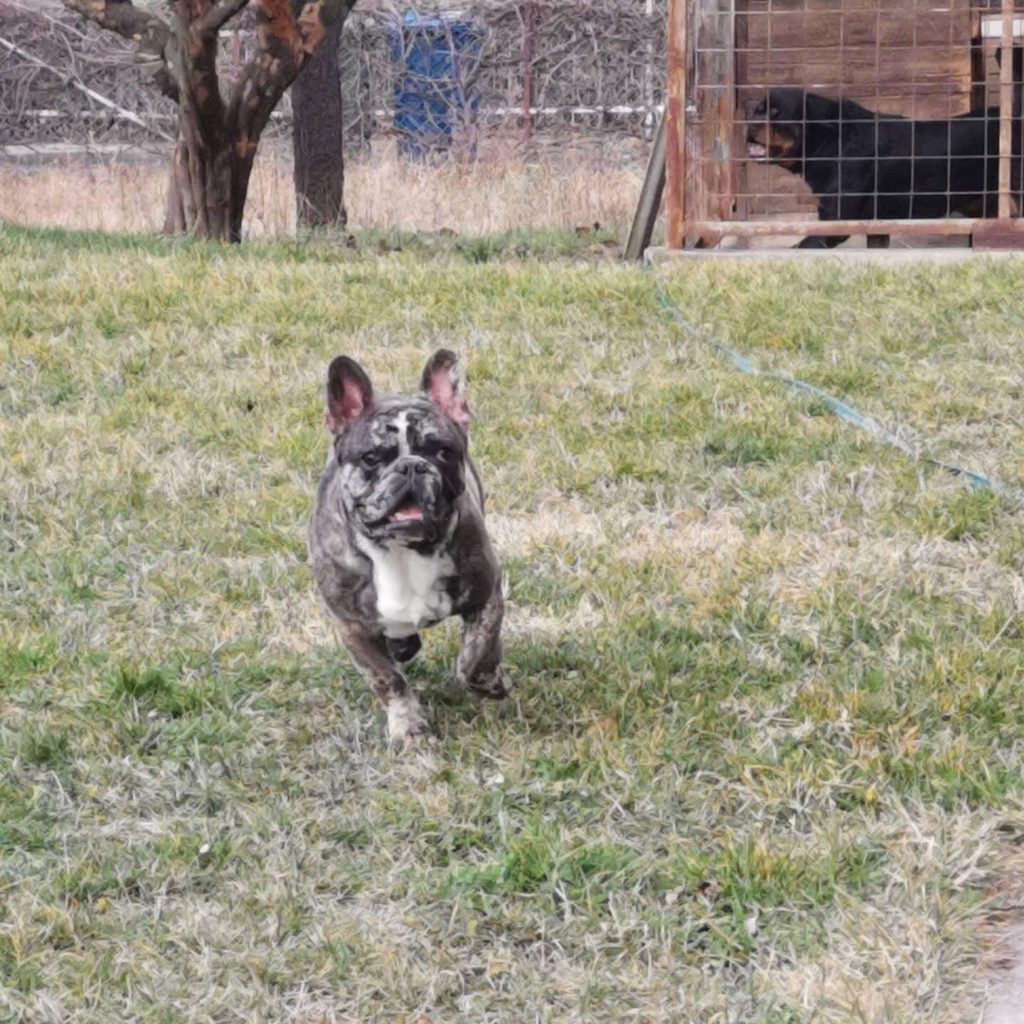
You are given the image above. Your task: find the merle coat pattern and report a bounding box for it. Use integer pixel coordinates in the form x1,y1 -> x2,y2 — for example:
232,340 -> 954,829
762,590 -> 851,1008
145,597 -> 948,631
309,350 -> 506,744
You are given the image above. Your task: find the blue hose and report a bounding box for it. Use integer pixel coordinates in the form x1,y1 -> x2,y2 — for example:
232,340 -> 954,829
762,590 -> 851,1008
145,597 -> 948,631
653,282 -> 1019,503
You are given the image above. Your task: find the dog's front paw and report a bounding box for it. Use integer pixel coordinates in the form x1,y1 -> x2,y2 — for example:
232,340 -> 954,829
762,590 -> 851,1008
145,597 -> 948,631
386,695 -> 432,746
459,668 -> 510,701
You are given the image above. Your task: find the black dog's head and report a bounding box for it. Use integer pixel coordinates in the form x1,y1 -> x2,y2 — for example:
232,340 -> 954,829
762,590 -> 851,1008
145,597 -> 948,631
746,89 -> 856,167
746,89 -> 812,167
323,350 -> 470,547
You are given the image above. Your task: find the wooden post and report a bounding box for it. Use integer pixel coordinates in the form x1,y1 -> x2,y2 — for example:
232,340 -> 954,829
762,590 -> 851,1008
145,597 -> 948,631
665,0 -> 688,249
999,0 -> 1014,219
734,0 -> 750,223
624,110 -> 667,260
697,0 -> 735,223
970,6 -> 985,114
644,0 -> 656,140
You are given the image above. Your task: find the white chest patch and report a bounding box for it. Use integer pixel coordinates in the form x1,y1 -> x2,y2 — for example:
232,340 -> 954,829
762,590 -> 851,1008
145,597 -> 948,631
357,538 -> 454,638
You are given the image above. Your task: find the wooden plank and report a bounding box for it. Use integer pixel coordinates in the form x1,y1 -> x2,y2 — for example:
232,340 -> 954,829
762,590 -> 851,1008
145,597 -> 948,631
665,0 -> 688,249
624,110 -> 667,261
738,0 -> 973,119
971,7 -> 986,113
694,0 -> 736,224
999,0 -> 1015,219
972,221 -> 1024,247
734,0 -> 751,222
682,0 -> 704,245
692,217 -> 1024,238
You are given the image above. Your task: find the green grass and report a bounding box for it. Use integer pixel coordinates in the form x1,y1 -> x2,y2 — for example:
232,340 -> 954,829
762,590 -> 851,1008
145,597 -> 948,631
2,223 -> 1024,1022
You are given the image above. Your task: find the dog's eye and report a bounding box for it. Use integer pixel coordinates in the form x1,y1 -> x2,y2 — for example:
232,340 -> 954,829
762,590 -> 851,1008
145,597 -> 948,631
435,447 -> 455,464
361,453 -> 380,469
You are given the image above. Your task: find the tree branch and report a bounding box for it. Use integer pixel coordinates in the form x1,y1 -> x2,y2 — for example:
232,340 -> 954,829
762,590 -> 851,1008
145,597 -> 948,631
62,0 -> 170,54
195,0 -> 250,37
296,0 -> 355,55
226,0 -> 355,160
0,33 -> 175,141
62,0 -> 178,101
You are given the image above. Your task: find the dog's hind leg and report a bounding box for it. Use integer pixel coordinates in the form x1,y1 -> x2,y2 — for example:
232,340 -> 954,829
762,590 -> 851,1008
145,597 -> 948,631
335,620 -> 431,744
455,584 -> 508,700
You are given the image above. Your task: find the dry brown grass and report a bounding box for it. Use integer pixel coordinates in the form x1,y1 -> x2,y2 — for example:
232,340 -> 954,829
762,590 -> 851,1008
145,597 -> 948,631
0,146 -> 643,238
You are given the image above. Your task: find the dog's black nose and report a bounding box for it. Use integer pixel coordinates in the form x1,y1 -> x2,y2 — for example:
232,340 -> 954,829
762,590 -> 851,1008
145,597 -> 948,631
394,456 -> 430,477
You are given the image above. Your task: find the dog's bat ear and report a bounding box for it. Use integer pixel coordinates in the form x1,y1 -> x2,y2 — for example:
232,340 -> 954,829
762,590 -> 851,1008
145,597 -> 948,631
325,356 -> 373,434
420,348 -> 470,429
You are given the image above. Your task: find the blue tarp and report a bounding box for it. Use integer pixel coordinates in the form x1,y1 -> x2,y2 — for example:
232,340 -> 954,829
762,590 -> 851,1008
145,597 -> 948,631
388,12 -> 481,160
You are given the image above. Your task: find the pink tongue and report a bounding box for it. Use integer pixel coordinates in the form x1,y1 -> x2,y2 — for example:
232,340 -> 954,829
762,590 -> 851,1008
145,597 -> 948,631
391,505 -> 423,522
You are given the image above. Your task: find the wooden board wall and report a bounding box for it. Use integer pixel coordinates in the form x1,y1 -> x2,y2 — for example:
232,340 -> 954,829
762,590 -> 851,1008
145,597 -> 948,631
705,0 -> 978,216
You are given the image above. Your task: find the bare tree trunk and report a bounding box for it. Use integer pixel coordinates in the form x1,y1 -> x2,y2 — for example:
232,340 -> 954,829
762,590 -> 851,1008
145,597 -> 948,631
64,0 -> 357,244
165,140 -> 240,241
230,156 -> 258,243
291,13 -> 346,233
163,153 -> 187,236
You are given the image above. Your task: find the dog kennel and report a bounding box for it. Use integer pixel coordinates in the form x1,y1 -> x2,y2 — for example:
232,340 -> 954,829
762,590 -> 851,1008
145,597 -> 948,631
664,0 -> 1024,249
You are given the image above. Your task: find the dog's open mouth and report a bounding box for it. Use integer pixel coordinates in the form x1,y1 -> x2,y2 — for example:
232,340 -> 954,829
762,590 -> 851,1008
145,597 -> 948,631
747,141 -> 768,159
388,504 -> 423,523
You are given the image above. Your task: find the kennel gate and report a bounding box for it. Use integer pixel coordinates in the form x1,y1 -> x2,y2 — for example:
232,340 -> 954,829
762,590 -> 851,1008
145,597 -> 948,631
664,0 -> 1024,249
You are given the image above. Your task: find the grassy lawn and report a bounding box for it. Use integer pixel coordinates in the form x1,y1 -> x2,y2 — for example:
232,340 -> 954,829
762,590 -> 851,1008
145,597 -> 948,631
2,224 -> 1023,1023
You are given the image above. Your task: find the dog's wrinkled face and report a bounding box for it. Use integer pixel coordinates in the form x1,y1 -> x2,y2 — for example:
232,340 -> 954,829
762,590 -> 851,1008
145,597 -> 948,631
325,350 -> 470,547
746,91 -> 803,166
336,397 -> 467,545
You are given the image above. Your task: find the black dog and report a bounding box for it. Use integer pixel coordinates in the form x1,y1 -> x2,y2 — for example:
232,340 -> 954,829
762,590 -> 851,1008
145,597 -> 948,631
746,88 -> 1022,248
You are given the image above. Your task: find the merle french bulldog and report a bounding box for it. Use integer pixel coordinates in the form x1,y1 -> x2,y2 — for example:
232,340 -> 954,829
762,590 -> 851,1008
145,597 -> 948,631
309,350 -> 507,744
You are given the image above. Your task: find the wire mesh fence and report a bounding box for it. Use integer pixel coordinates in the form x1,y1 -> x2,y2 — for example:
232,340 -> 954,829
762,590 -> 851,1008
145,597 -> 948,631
0,1 -> 177,151
15,0 -> 1021,243
0,0 -> 668,163
340,1 -> 665,160
683,0 -> 1024,245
